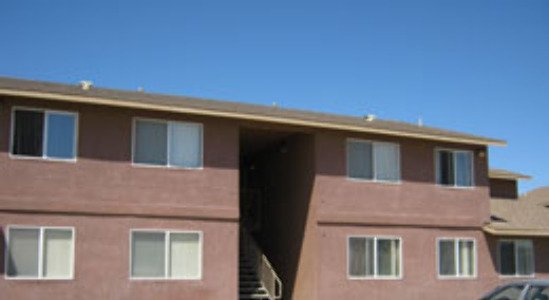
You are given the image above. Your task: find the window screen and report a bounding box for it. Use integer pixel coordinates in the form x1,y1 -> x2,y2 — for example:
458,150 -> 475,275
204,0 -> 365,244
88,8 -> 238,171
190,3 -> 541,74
374,143 -> 399,181
377,238 -> 400,276
458,240 -> 475,276
7,228 -> 40,277
455,152 -> 472,187
46,113 -> 77,159
170,232 -> 201,279
134,120 -> 168,165
168,123 -> 202,168
43,229 -> 73,278
439,240 -> 456,276
131,231 -> 166,278
347,141 -> 373,179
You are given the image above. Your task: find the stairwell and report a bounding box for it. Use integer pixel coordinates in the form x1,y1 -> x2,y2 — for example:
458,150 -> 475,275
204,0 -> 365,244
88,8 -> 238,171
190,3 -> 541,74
239,231 -> 282,300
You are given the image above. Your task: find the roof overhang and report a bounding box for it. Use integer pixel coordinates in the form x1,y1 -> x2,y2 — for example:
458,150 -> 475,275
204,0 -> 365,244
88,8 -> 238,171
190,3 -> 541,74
0,85 -> 507,146
483,225 -> 549,237
489,169 -> 532,180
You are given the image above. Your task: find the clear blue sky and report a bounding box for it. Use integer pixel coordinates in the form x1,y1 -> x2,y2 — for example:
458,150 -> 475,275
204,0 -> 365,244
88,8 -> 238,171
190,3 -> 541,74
1,1 -> 548,193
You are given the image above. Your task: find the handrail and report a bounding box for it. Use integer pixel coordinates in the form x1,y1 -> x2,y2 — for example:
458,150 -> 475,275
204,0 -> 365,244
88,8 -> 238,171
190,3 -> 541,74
241,230 -> 282,299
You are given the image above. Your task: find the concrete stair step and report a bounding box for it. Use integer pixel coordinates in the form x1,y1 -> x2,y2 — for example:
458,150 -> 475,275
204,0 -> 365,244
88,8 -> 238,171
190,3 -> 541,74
239,280 -> 263,288
239,293 -> 270,300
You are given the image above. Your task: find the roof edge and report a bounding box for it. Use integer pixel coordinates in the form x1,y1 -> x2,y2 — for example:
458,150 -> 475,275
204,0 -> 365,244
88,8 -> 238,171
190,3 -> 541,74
489,169 -> 532,180
0,87 -> 507,147
483,225 -> 549,237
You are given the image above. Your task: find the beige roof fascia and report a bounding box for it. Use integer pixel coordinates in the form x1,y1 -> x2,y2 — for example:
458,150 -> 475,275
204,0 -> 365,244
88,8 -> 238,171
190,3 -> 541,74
483,225 -> 549,237
0,80 -> 506,146
489,169 -> 532,180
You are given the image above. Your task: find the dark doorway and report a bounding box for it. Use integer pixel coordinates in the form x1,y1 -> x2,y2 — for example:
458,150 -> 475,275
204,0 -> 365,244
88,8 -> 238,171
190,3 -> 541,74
239,127 -> 315,300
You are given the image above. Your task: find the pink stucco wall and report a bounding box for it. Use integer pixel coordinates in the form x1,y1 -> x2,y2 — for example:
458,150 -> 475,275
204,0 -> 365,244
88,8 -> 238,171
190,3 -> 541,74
1,95 -> 547,300
0,212 -> 238,300
0,97 -> 240,300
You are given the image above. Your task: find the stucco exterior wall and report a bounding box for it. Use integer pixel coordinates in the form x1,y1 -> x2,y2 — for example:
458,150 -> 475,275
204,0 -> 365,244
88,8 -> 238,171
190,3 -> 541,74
313,131 -> 490,228
0,97 -> 240,300
310,130 -> 502,300
317,225 -> 500,300
0,97 -> 240,220
489,178 -> 519,199
485,235 -> 549,279
0,212 -> 238,300
1,95 -> 546,300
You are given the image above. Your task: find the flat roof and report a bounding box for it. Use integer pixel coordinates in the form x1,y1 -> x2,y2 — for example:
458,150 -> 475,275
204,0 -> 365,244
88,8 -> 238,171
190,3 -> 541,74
489,169 -> 532,180
0,76 -> 506,146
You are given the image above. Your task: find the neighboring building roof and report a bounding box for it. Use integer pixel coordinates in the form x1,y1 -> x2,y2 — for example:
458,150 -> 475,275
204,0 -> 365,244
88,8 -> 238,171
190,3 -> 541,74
489,169 -> 532,180
522,186 -> 549,206
0,76 -> 506,146
485,187 -> 549,237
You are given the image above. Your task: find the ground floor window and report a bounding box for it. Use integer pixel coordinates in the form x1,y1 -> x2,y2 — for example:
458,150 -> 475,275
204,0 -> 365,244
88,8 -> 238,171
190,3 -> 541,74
437,238 -> 476,278
6,226 -> 75,279
499,239 -> 534,276
130,230 -> 202,280
348,236 -> 401,279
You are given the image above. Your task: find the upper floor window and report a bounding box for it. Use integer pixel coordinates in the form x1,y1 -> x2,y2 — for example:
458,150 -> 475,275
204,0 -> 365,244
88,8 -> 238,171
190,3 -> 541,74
437,238 -> 476,278
130,230 -> 202,280
11,108 -> 78,160
499,240 -> 534,277
6,226 -> 75,279
436,149 -> 473,187
133,118 -> 203,169
348,236 -> 401,279
347,139 -> 400,182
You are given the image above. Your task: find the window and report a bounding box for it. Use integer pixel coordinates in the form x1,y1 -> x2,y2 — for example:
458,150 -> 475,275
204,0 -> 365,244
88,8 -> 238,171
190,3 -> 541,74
499,240 -> 534,276
6,226 -> 74,279
437,238 -> 476,278
348,236 -> 401,279
11,108 -> 78,160
133,119 -> 203,168
436,149 -> 473,187
130,230 -> 202,280
347,140 -> 400,182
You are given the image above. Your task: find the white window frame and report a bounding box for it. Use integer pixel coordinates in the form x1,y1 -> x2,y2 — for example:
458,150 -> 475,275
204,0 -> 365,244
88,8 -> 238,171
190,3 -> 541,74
131,117 -> 204,170
347,235 -> 403,280
436,237 -> 477,279
4,225 -> 76,280
497,239 -> 535,278
434,148 -> 475,188
9,107 -> 79,162
129,229 -> 203,280
346,138 -> 401,183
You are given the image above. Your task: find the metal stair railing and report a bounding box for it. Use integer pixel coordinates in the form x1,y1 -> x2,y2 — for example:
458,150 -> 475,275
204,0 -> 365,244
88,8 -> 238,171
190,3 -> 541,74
241,230 -> 282,300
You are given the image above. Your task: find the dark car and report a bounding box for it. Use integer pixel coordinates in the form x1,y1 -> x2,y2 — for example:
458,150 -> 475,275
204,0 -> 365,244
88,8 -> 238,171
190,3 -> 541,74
480,281 -> 549,300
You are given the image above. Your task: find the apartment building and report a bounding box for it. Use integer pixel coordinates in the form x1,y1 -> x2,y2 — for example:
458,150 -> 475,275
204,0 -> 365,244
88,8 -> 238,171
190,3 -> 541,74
0,77 -> 547,300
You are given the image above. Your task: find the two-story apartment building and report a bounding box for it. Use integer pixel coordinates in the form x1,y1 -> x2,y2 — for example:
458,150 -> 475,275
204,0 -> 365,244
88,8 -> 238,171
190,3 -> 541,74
0,77 -> 546,300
